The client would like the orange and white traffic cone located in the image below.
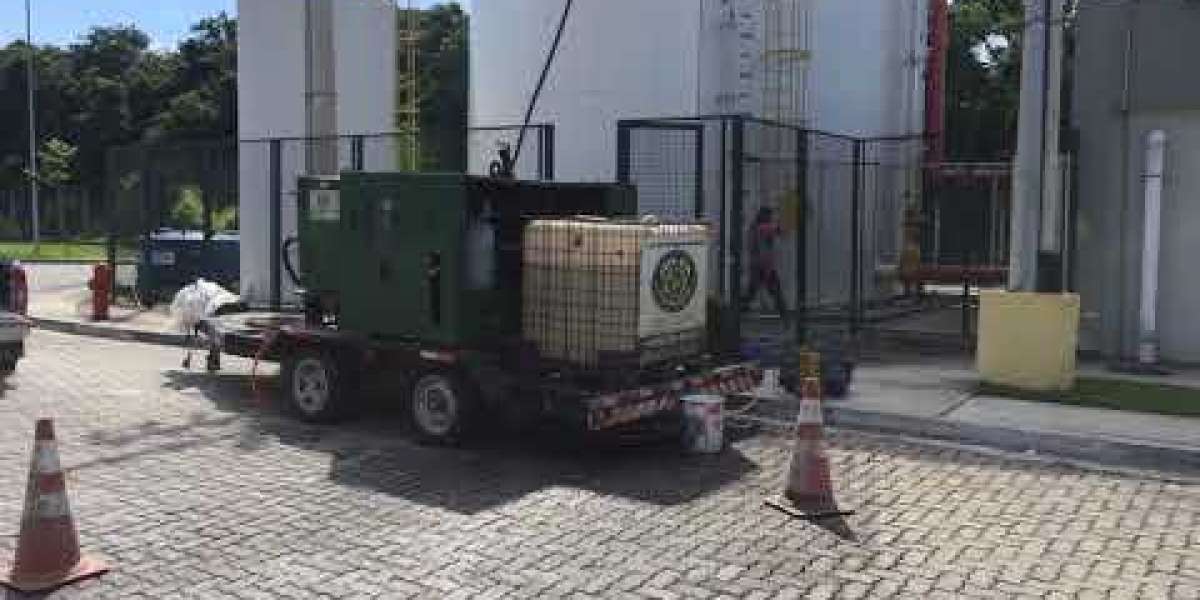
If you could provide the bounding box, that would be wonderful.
[1,419,108,593]
[766,377,854,522]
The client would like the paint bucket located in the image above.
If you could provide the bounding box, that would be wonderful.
[682,394,724,454]
[752,368,785,399]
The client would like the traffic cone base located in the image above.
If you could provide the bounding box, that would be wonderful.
[1,554,107,593]
[2,419,109,593]
[764,496,854,521]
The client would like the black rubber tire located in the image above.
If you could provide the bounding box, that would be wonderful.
[282,349,351,423]
[409,370,478,446]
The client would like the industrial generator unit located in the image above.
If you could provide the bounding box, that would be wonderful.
[209,171,761,443]
[293,172,636,345]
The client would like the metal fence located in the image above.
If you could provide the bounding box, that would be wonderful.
[0,186,97,240]
[616,115,925,341]
[923,163,1012,267]
[106,139,240,243]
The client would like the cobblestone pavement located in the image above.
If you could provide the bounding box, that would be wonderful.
[0,331,1197,599]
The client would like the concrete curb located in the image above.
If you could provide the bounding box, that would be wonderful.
[826,404,1200,475]
[20,318,1200,475]
[31,316,190,348]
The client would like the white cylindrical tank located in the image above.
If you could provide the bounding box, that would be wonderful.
[470,0,927,182]
[238,0,397,306]
[470,0,706,182]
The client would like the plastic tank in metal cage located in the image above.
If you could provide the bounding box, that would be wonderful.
[522,218,710,369]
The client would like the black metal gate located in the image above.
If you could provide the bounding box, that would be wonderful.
[616,115,924,346]
[616,120,705,221]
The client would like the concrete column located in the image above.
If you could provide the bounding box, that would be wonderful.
[1010,0,1065,291]
[305,0,338,175]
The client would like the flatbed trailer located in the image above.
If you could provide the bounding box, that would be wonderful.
[203,312,763,444]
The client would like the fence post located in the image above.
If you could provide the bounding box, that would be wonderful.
[795,128,808,343]
[718,121,728,300]
[694,126,705,219]
[729,116,746,343]
[542,125,555,181]
[615,121,631,184]
[81,188,90,236]
[269,139,282,311]
[351,135,365,171]
[850,139,864,335]
[56,189,66,237]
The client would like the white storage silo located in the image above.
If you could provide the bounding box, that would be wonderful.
[469,0,929,311]
[469,0,929,179]
[469,0,707,182]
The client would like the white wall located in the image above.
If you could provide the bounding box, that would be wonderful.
[809,0,925,137]
[470,0,926,185]
[237,0,396,305]
[470,0,703,182]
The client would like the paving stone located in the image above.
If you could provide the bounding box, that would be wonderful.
[1,330,1196,599]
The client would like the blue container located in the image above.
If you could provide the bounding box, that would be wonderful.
[136,229,239,305]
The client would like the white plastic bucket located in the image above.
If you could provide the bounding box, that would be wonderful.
[682,394,724,454]
[752,368,784,399]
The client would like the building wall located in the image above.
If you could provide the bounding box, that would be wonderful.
[469,0,703,182]
[469,0,927,182]
[808,0,926,138]
[237,0,396,305]
[1074,2,1200,363]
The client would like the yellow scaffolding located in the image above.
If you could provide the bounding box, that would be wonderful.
[396,0,421,170]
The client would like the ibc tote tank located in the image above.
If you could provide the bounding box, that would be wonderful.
[523,219,711,368]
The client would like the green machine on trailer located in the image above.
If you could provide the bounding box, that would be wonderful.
[212,171,761,443]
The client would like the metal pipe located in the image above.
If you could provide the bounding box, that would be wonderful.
[1009,0,1051,291]
[1038,0,1066,262]
[1061,152,1072,292]
[1138,130,1165,366]
[850,139,863,334]
[269,140,282,311]
[1116,18,1134,361]
[25,0,39,246]
[305,0,338,175]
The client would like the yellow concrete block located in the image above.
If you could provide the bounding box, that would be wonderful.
[977,291,1081,391]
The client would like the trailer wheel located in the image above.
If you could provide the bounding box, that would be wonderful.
[410,372,475,445]
[283,350,347,423]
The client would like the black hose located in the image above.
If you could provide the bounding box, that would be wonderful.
[510,0,574,176]
[282,236,302,288]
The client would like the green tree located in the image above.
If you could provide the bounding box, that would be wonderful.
[406,3,468,171]
[36,137,77,187]
[153,13,237,139]
[945,0,1024,161]
[0,42,74,188]
[67,26,155,200]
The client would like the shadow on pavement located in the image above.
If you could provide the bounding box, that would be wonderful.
[161,369,760,515]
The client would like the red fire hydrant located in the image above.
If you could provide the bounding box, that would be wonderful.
[8,264,27,316]
[88,264,111,321]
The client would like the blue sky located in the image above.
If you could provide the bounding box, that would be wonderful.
[0,1,458,50]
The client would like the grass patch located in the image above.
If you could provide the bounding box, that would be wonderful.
[0,241,136,262]
[978,377,1200,418]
